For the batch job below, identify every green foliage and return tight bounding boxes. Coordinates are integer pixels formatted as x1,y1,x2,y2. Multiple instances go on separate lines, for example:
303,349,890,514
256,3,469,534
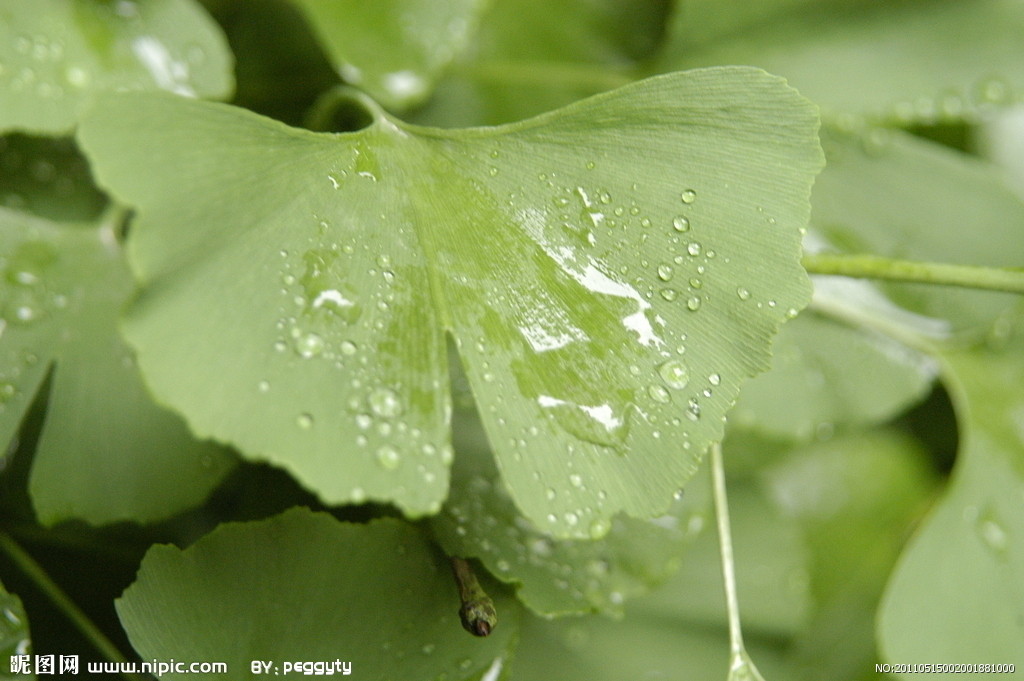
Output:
0,0,233,134
1,1,1023,680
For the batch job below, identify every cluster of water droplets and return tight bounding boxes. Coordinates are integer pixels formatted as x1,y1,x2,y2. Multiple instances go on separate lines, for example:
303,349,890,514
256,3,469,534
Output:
3,1,211,107
440,469,699,615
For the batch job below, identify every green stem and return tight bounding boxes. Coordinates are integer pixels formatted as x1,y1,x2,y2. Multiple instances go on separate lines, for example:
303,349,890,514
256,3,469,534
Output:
0,532,143,681
449,557,497,637
710,443,765,681
802,253,1024,295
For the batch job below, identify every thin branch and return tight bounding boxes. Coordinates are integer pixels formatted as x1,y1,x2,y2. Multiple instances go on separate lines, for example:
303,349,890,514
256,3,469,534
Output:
803,253,1024,295
0,532,143,681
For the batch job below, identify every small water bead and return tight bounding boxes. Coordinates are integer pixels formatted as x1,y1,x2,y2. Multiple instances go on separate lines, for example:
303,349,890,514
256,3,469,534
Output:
294,332,325,358
656,264,673,281
339,340,357,355
658,359,689,390
660,288,678,302
736,287,751,301
296,413,314,429
680,189,697,204
709,372,721,386
672,216,690,232
648,384,671,403
564,512,579,526
689,278,702,289
589,518,611,539
257,380,270,393
376,446,401,470
368,387,403,417
569,474,583,488
686,297,702,311
686,242,702,256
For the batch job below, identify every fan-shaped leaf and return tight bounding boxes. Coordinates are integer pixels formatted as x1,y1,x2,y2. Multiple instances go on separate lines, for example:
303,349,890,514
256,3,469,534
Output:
288,0,487,110
0,208,233,525
78,67,821,537
0,0,233,134
117,509,518,681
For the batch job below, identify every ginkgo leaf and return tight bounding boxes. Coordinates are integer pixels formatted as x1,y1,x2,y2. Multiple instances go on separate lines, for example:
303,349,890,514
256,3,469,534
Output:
288,0,487,110
118,509,518,681
0,207,234,525
432,398,710,616
729,312,936,441
412,0,667,127
879,324,1024,669
78,67,821,538
0,0,233,135
811,125,1024,333
659,0,1024,124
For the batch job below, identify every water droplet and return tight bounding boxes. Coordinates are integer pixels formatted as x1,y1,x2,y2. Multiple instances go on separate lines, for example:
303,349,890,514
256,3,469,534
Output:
709,372,721,386
680,189,697,204
257,380,270,393
657,264,673,281
588,518,611,539
569,474,583,488
339,340,357,355
294,332,325,359
564,512,579,526
672,216,690,232
686,297,702,311
736,287,751,301
539,396,632,450
297,413,314,429
686,242,702,256
376,445,401,470
647,384,671,403
659,360,689,390
976,508,1008,556
660,288,679,302
368,387,403,417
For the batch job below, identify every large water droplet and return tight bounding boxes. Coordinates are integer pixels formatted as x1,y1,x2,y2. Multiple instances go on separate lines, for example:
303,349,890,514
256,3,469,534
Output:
539,396,632,450
658,360,689,390
686,297,702,311
657,264,673,281
294,332,325,359
368,387,403,417
680,189,697,204
672,216,690,232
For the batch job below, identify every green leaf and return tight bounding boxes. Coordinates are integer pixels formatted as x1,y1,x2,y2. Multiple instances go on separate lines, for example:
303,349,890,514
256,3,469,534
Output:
507,484,806,681
878,327,1024,671
659,0,1024,124
0,208,234,525
0,0,234,135
77,67,821,537
432,399,709,616
288,0,488,110
730,312,936,441
0,579,31,675
812,125,1024,333
639,477,812,639
412,0,668,127
763,430,938,680
117,509,518,681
